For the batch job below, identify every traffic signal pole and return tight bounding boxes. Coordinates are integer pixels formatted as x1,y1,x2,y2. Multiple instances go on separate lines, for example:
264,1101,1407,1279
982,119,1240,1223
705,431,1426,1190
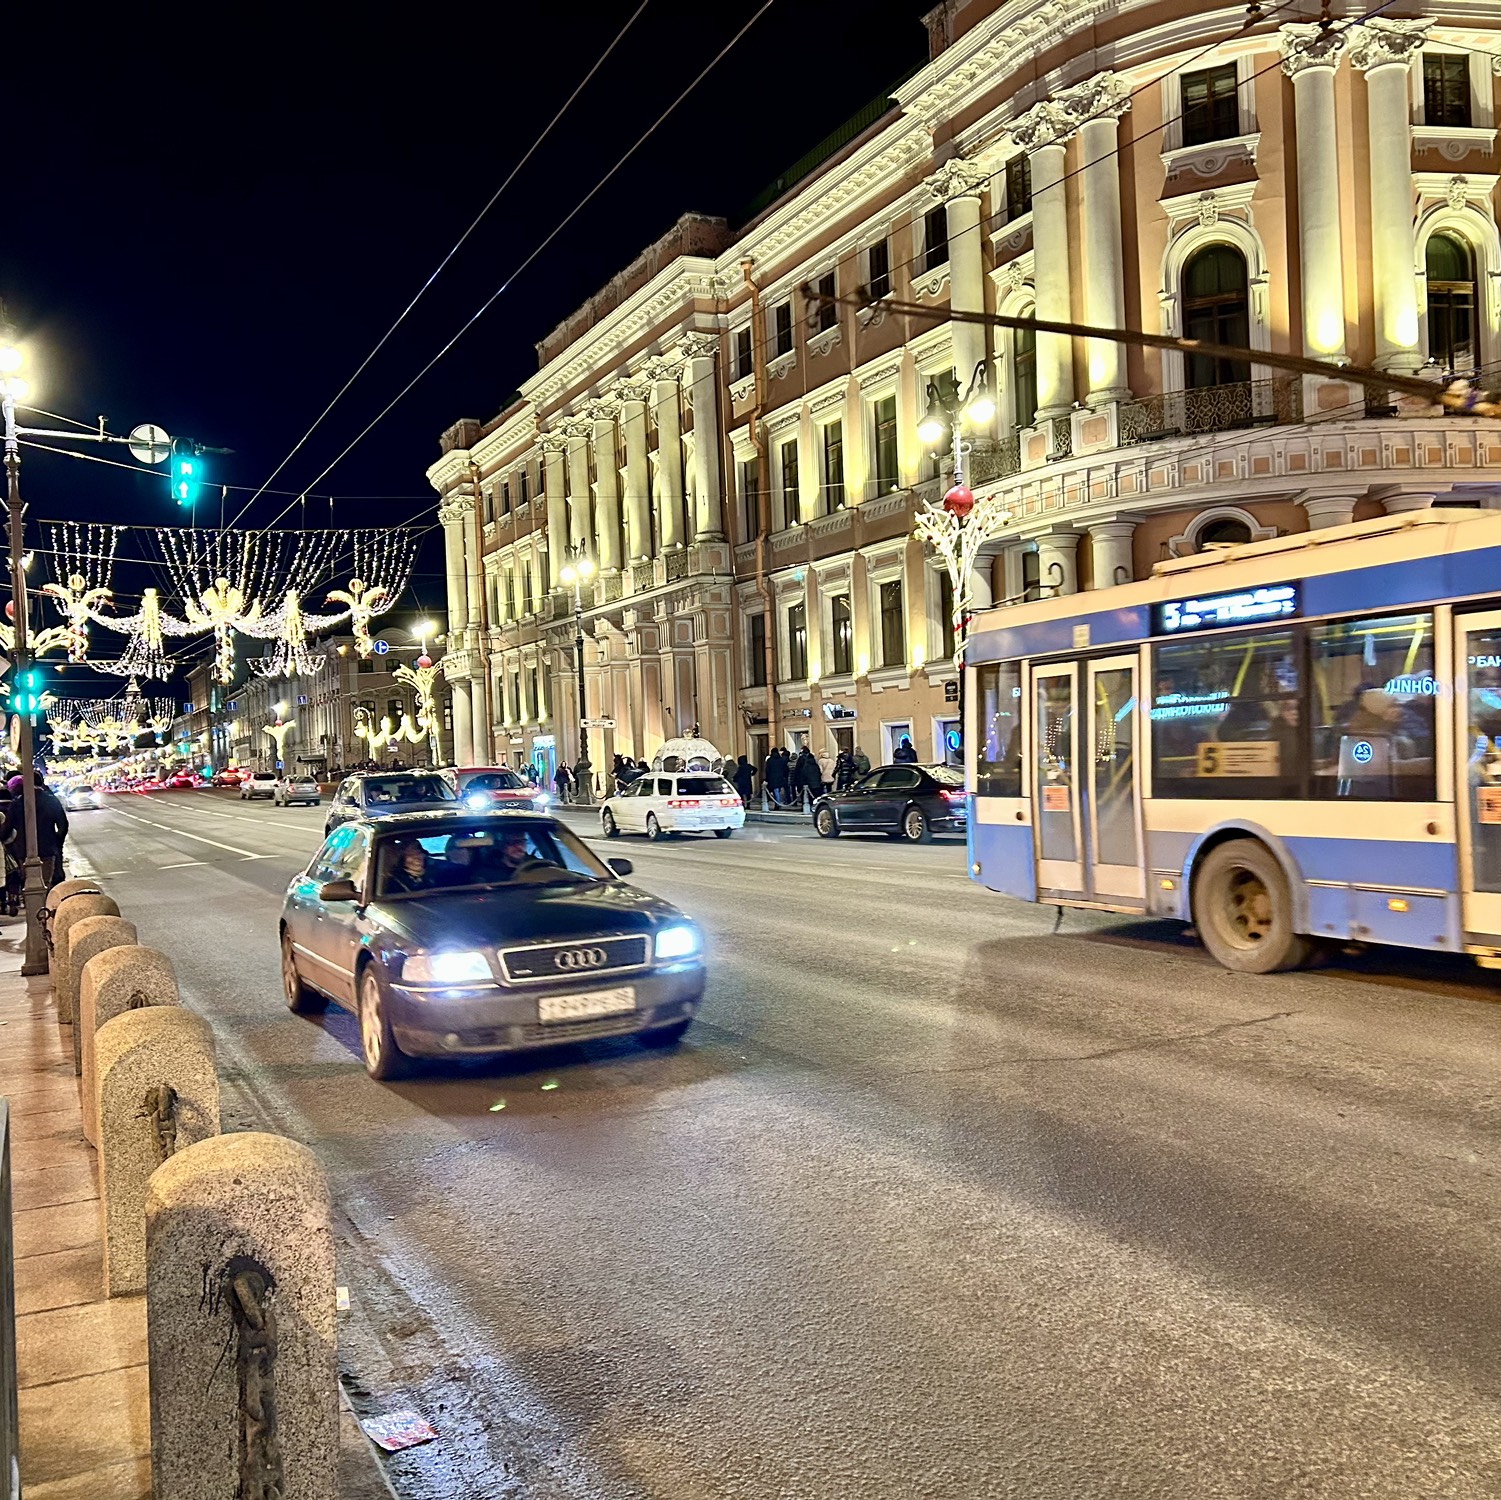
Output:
2,389,47,975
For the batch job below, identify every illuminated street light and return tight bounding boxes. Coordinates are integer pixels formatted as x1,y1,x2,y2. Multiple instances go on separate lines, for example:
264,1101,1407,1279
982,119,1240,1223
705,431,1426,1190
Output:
560,546,596,803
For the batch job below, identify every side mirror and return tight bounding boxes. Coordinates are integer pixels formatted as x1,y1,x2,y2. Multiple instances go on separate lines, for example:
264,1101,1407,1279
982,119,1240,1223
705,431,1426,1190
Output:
607,858,634,878
318,879,360,903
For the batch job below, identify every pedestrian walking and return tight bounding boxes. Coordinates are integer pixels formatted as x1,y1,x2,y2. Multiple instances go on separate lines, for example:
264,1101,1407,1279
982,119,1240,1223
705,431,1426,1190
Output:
764,748,787,807
834,748,857,790
732,754,755,803
553,761,572,804
794,747,822,807
2,774,70,892
893,736,919,764
816,747,836,795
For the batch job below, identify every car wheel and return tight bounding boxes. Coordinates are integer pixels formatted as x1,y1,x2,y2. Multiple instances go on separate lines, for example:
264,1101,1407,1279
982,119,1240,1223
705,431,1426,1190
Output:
1191,839,1311,974
713,827,732,839
640,1018,691,1048
280,932,325,1014
602,810,619,838
646,814,664,841
358,966,409,1080
814,806,840,839
902,807,932,844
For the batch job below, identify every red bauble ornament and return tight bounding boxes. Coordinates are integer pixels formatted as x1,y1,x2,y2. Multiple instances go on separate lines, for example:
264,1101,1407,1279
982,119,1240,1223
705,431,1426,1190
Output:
943,483,975,519
3,601,12,620
417,654,432,669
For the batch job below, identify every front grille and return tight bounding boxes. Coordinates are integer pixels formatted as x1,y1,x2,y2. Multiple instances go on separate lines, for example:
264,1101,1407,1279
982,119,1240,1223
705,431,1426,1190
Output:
497,934,649,984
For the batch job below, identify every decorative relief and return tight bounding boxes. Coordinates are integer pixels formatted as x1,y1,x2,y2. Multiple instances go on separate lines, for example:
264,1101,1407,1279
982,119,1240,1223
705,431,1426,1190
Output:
913,264,952,300
538,432,569,453
808,325,843,358
1349,17,1432,72
923,156,991,204
856,357,904,390
1448,174,1471,209
728,373,756,405
1197,193,1220,228
615,378,652,405
437,497,475,525
679,332,718,362
1160,134,1260,183
1412,126,1498,162
766,351,797,382
809,387,846,417
641,353,683,384
1278,22,1344,76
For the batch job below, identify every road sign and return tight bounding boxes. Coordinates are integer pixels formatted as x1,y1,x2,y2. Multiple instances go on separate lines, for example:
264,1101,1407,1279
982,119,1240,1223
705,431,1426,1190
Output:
372,639,389,656
296,694,308,706
581,717,616,729
127,424,172,465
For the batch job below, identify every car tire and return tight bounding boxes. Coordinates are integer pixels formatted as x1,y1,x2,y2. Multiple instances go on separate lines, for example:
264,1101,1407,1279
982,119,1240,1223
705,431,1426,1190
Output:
1191,838,1311,974
358,966,409,1080
640,1018,691,1048
814,806,840,839
646,814,664,841
602,810,620,838
902,807,932,844
280,932,325,1014
713,827,732,839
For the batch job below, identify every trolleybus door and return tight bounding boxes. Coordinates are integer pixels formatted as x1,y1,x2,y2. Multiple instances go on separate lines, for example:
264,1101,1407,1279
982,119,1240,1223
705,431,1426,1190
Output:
1086,657,1144,902
1457,612,1501,942
1032,663,1084,893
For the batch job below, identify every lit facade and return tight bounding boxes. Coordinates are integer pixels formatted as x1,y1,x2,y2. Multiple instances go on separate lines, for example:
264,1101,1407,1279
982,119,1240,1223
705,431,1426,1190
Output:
429,0,1501,776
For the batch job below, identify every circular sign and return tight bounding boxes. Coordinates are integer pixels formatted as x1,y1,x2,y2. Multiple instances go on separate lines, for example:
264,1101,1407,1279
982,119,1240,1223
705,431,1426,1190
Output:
372,639,389,656
127,424,172,466
1352,740,1374,765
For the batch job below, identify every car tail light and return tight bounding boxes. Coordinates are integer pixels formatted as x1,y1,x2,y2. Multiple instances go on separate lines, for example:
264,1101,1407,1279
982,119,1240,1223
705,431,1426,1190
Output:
940,789,966,803
667,798,704,809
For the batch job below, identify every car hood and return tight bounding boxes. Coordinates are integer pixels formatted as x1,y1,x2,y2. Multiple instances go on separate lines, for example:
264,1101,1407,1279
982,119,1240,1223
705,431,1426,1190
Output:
368,880,681,950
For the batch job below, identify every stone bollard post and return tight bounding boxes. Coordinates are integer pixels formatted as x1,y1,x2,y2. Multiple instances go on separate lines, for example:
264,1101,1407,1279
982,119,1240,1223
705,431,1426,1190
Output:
146,1133,337,1500
95,1008,218,1296
79,946,179,1148
44,879,103,951
63,917,137,1076
51,894,121,1021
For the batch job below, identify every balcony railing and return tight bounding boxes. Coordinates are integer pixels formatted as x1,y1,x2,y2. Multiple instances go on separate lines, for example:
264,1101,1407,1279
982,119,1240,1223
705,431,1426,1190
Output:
967,434,1021,485
665,549,689,584
632,559,656,592
1119,377,1303,444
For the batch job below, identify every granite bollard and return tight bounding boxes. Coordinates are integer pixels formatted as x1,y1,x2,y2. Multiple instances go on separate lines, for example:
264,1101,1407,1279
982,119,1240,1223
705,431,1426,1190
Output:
79,945,180,1147
51,893,121,1021
95,1007,218,1295
44,878,103,948
62,916,137,1075
146,1133,337,1500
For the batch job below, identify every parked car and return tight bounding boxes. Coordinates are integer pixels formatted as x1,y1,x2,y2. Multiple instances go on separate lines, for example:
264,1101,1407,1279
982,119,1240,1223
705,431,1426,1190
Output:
279,809,705,1077
274,774,322,807
812,764,968,843
62,783,101,812
600,772,745,841
212,769,247,788
239,771,279,801
451,766,549,812
323,770,456,834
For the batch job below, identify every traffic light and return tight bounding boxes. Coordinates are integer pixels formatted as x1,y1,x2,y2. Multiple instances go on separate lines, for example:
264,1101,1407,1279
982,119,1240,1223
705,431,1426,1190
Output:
170,439,203,507
11,666,43,715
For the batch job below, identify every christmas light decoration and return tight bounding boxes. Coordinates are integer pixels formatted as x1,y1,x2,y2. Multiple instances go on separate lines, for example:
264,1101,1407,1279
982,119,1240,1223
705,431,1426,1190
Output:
40,573,113,662
912,489,1014,670
324,578,391,658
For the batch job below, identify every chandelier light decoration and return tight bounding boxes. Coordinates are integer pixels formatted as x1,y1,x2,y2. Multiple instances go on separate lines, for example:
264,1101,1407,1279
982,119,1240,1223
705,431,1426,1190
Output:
39,523,120,664
247,591,327,679
41,574,113,662
93,588,174,679
912,485,1014,670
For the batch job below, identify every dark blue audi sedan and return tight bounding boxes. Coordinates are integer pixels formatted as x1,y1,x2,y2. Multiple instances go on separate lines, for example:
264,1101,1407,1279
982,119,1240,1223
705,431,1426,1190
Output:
279,809,705,1078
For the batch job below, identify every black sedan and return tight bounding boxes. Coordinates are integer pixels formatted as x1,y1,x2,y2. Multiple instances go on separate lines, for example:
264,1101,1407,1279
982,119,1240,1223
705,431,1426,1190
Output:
812,763,968,843
279,809,706,1078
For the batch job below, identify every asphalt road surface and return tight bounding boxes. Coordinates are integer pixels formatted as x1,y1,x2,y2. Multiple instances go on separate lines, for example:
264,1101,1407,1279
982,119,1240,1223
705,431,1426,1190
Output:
69,790,1501,1499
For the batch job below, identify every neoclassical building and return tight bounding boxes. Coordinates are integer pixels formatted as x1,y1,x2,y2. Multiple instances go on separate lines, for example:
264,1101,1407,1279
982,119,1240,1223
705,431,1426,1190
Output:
429,0,1501,780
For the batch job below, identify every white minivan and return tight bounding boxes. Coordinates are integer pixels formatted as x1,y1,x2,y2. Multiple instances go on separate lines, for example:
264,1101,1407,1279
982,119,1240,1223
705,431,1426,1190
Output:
601,773,745,841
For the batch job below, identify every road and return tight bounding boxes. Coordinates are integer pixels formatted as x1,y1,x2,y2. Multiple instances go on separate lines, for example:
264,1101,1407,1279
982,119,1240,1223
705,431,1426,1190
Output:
68,790,1501,1499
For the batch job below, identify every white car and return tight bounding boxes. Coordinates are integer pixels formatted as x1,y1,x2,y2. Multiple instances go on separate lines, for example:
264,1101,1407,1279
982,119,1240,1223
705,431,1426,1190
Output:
601,773,745,841
274,774,322,807
62,784,101,812
239,771,279,801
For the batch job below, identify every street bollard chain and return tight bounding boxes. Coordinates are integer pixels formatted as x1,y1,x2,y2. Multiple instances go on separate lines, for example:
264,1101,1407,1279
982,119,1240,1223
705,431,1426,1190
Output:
139,1083,178,1166
223,1260,283,1500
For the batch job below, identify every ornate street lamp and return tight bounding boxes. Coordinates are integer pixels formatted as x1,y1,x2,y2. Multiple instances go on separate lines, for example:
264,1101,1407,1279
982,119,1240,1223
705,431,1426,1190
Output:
558,546,596,804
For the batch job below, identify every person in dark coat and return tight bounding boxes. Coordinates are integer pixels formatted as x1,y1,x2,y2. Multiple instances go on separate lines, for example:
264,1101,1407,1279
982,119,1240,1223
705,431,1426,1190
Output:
2,774,70,890
732,755,755,803
552,762,572,803
834,749,857,791
794,748,822,803
892,736,919,764
763,749,787,806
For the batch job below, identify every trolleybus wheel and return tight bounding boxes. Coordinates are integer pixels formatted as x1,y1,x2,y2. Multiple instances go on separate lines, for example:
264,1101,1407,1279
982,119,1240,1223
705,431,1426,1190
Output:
1191,839,1311,974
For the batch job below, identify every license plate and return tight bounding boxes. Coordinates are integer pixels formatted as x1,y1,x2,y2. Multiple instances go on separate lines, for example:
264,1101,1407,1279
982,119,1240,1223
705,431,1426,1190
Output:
537,986,636,1023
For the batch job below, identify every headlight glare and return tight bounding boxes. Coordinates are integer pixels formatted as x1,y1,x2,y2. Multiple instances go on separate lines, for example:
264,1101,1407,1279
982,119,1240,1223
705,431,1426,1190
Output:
403,949,491,984
654,924,701,961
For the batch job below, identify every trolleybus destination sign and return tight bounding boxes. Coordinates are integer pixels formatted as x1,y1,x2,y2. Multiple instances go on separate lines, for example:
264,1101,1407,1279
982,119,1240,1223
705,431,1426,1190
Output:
1152,583,1300,636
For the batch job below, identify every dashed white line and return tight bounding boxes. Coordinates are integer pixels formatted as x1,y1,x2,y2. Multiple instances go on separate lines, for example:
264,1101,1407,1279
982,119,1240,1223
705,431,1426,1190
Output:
105,807,267,860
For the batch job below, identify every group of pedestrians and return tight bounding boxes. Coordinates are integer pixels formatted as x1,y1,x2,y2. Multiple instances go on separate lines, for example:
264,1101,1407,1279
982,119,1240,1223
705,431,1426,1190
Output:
752,744,873,808
0,774,70,915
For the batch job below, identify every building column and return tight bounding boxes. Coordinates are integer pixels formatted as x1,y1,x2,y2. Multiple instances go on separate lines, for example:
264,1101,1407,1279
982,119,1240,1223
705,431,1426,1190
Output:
1281,27,1348,362
1011,100,1076,419
618,382,652,560
1301,493,1363,529
1088,521,1136,589
438,497,473,633
565,425,592,552
1075,75,1132,405
649,362,686,550
1382,491,1441,513
927,160,991,408
541,436,569,588
448,677,472,766
1036,531,1080,597
590,405,623,574
1352,19,1430,372
682,335,725,541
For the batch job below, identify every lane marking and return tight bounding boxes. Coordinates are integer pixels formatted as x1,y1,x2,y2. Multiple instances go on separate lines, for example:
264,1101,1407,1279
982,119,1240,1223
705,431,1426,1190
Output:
160,861,206,870
106,807,265,859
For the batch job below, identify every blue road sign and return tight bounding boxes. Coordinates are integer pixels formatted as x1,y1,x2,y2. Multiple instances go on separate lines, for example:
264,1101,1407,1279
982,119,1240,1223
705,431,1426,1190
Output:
372,639,389,656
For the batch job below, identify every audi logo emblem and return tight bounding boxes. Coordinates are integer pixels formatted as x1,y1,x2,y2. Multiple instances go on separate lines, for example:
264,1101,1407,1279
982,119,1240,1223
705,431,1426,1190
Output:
555,947,609,971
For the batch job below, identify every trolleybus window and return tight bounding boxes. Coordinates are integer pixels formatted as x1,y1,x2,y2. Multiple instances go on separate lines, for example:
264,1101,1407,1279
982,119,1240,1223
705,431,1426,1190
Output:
976,662,1023,795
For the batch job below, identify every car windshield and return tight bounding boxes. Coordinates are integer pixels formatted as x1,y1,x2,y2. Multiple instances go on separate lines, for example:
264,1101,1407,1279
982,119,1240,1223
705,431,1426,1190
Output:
925,765,966,787
678,777,733,795
363,776,455,806
373,820,611,899
464,772,526,792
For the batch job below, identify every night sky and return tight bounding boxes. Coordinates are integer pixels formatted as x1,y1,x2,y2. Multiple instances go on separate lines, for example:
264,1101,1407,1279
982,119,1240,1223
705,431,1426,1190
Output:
0,0,931,702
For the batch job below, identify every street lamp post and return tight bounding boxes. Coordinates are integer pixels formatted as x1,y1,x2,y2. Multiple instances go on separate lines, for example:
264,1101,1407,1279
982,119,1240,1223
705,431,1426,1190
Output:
0,343,47,973
558,546,595,805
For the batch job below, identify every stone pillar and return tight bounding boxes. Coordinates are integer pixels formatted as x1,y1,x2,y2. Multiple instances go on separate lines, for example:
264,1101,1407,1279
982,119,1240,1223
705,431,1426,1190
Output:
541,435,569,589
590,406,623,573
1301,493,1362,529
1076,76,1132,405
79,944,178,1148
927,160,992,408
1088,521,1137,590
449,676,473,766
1011,100,1076,418
683,336,725,540
1383,491,1441,513
1281,27,1349,361
619,382,652,560
565,425,592,552
438,497,472,634
649,360,686,550
146,1133,338,1500
96,1007,218,1296
51,892,121,1021
1036,532,1080,597
1352,19,1430,372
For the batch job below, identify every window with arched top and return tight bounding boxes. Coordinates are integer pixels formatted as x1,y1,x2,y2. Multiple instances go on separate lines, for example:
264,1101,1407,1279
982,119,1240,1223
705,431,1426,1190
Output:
1196,517,1253,549
1426,231,1477,374
1182,245,1251,390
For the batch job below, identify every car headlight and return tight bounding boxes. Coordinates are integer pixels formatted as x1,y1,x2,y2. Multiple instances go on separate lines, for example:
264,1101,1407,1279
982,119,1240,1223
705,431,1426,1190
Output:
463,792,491,810
535,791,551,806
402,950,492,985
654,924,701,961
